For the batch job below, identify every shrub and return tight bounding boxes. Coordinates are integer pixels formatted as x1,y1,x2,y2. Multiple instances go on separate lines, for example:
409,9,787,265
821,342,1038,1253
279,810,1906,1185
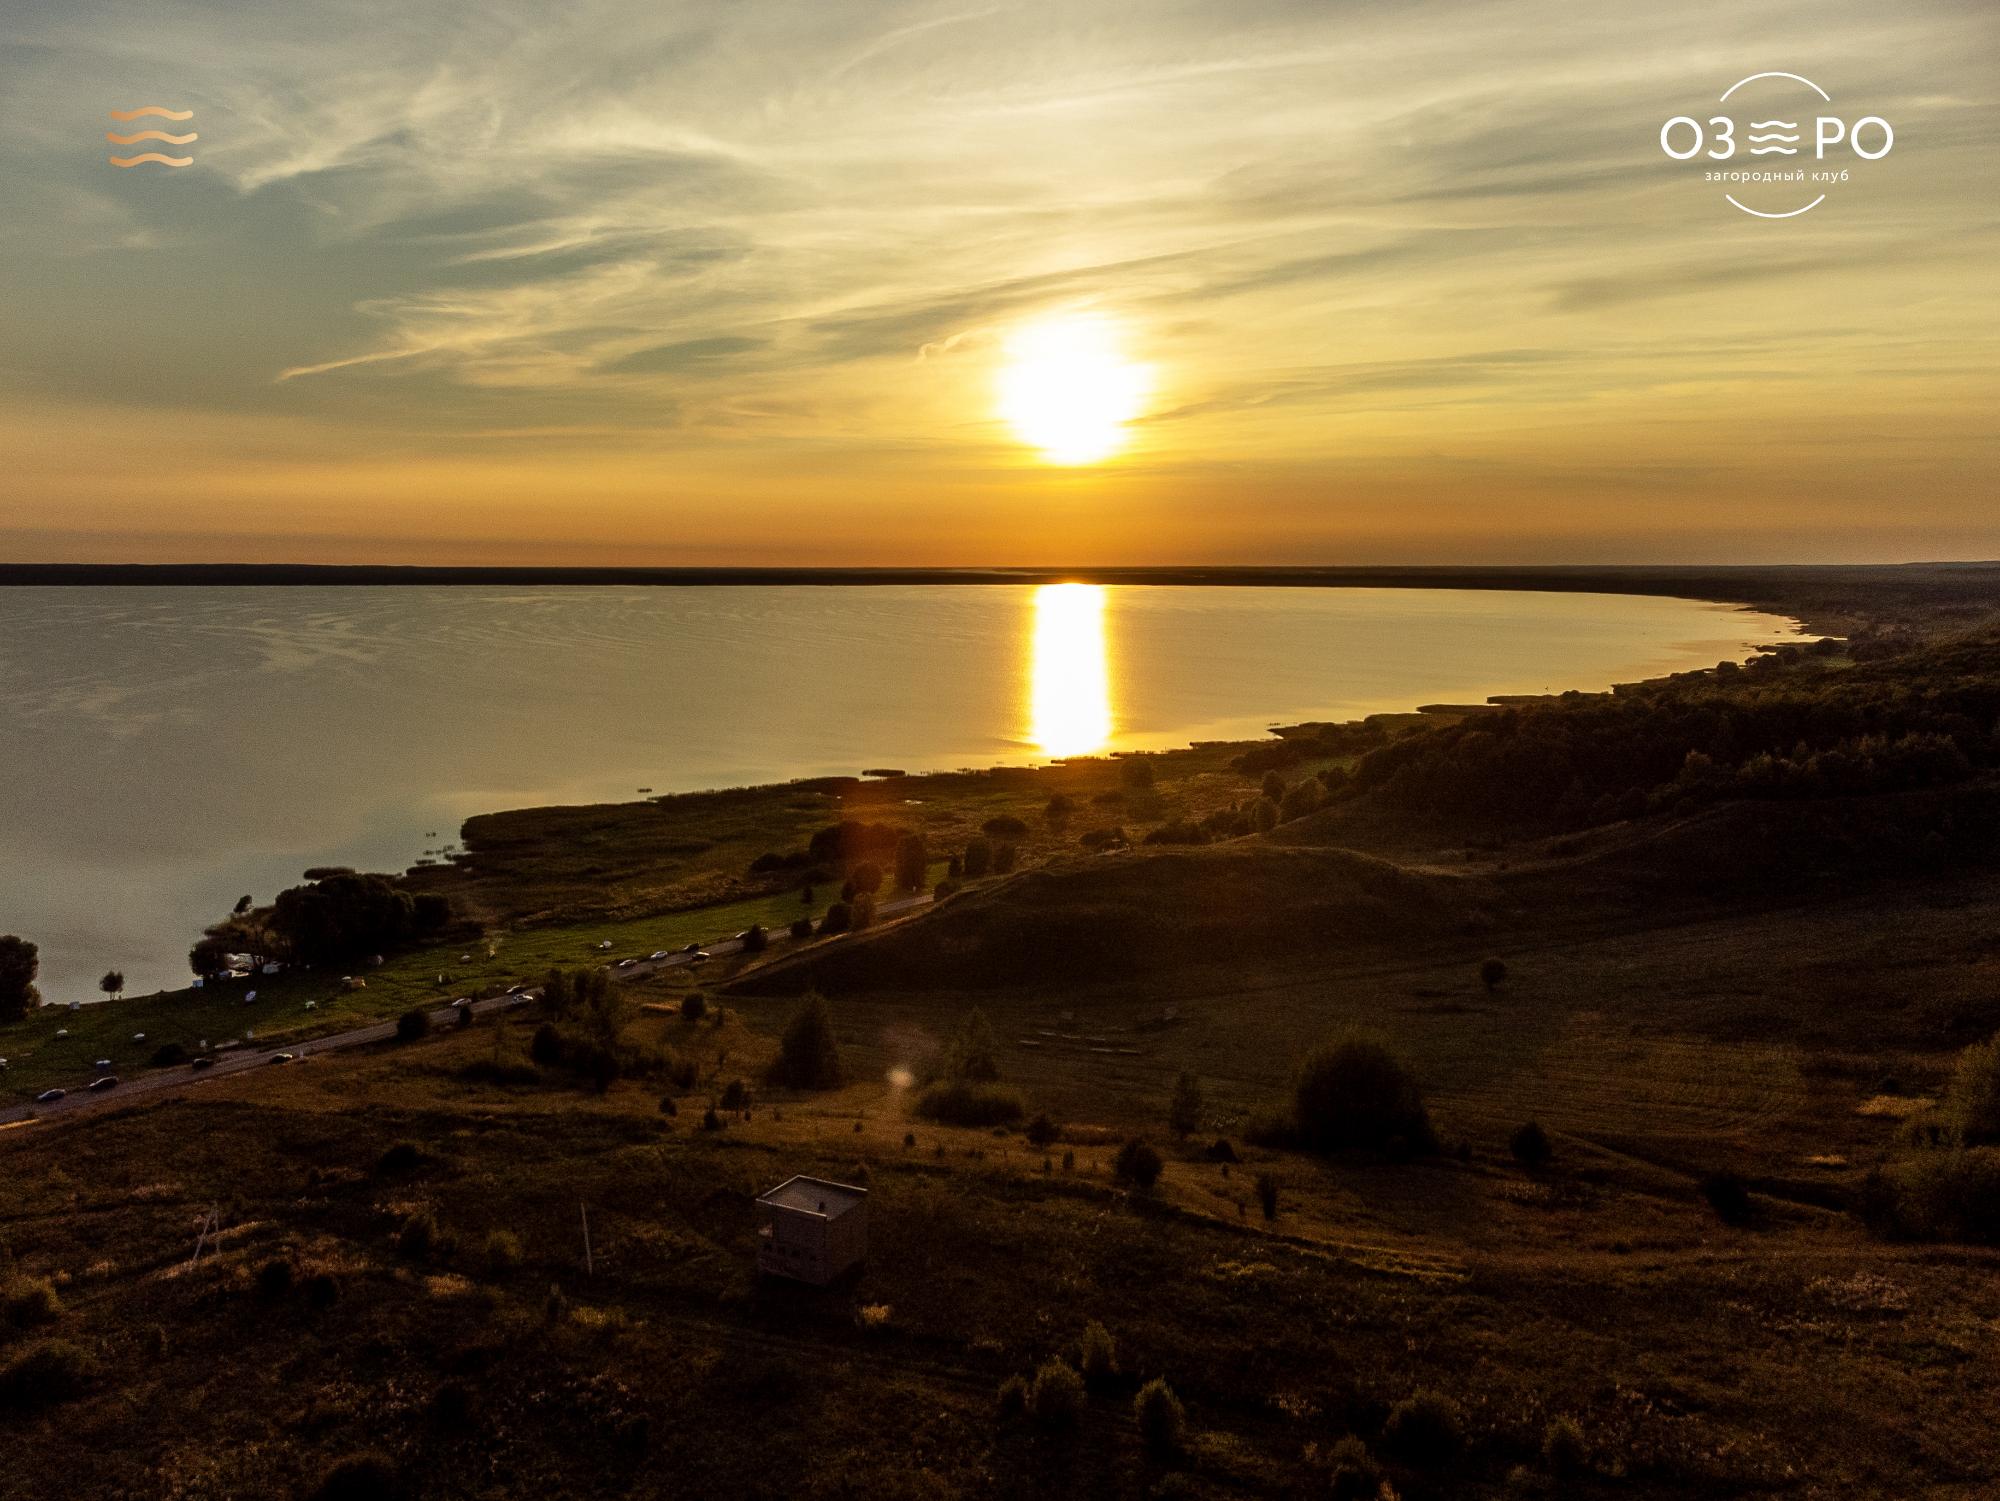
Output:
1204,1137,1239,1163
720,1079,749,1111
850,862,884,896
1326,1435,1383,1500
310,1450,404,1501
915,1080,1024,1127
1510,1120,1553,1169
1700,1170,1753,1226
1862,1148,2000,1243
1289,1033,1434,1155
739,924,768,954
1255,1173,1279,1220
983,814,1030,839
1078,1321,1118,1386
395,1006,431,1042
255,1258,294,1300
304,1274,339,1311
895,832,929,890
483,1229,523,1278
397,1209,441,1261
0,1339,90,1411
962,837,993,878
702,1106,723,1131
997,1374,1029,1420
150,1041,188,1068
1113,1139,1163,1190
766,993,843,1090
1945,1031,2000,1145
3,1276,62,1329
432,1380,472,1429
1542,1415,1588,1477
992,842,1019,874
530,1023,564,1064
1134,1378,1186,1459
658,1094,678,1116
375,1140,425,1176
1029,1359,1086,1430
1381,1388,1464,1466
1167,1072,1203,1139
819,901,852,935
1480,957,1508,990
1025,1113,1058,1148
790,916,813,940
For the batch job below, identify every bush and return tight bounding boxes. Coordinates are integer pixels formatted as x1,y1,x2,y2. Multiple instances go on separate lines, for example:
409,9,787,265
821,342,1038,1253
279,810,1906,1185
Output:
1542,1415,1588,1477
432,1379,472,1429
1204,1137,1238,1163
304,1274,339,1311
1286,1033,1434,1155
375,1140,425,1176
680,991,707,1022
255,1258,294,1300
1510,1120,1553,1169
397,1209,441,1261
1168,1072,1203,1139
915,1079,1025,1127
1029,1359,1086,1430
819,901,852,935
1480,956,1508,990
1381,1388,1464,1466
766,993,843,1091
720,1079,749,1111
1945,1031,2000,1145
1862,1148,2000,1243
1113,1139,1163,1190
483,1229,523,1278
1700,1170,1753,1226
1025,1113,1058,1148
1326,1435,1383,1500
702,1106,723,1131
962,838,993,878
0,1339,90,1411
739,924,768,954
395,1007,431,1042
1134,1378,1186,1458
1078,1320,1118,1386
997,1374,1029,1420
3,1276,62,1330
310,1450,404,1501
895,832,929,890
982,814,1030,839
150,1041,189,1068
1255,1173,1279,1220
790,916,813,940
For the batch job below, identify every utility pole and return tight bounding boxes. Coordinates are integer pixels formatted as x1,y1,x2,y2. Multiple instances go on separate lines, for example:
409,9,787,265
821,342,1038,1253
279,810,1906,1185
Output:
580,1201,593,1277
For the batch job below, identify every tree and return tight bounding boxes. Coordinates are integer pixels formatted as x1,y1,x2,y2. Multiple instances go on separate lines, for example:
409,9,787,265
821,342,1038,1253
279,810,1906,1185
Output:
1134,1379,1186,1459
992,842,1018,874
1480,957,1508,990
1113,1138,1163,1190
945,1008,1001,1082
1260,770,1287,802
1291,1033,1434,1154
188,935,231,978
99,971,125,1003
233,895,253,916
850,862,884,897
1510,1120,1553,1169
962,837,993,878
766,992,843,1090
1119,755,1156,790
1945,1030,2000,1145
1168,1072,1203,1139
894,832,928,891
0,937,39,1024
395,1007,430,1042
1251,796,1280,834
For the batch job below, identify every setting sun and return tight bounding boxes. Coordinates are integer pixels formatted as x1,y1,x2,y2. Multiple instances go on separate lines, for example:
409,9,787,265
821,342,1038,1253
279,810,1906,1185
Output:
996,314,1150,465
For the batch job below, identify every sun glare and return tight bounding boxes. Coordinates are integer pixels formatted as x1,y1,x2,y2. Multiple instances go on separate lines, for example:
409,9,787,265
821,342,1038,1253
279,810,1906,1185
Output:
1029,583,1112,757
997,315,1149,465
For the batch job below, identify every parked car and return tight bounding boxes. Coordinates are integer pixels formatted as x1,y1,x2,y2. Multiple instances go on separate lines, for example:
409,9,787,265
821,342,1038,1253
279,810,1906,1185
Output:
35,1088,65,1103
94,1058,112,1069
87,1076,119,1092
649,951,670,961
190,1057,215,1071
616,958,637,969
682,942,703,955
687,950,711,965
268,1053,295,1065
595,940,614,951
450,997,472,1009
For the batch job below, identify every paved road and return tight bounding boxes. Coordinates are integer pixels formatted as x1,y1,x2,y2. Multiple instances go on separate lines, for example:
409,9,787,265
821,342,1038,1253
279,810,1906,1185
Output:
0,889,934,1130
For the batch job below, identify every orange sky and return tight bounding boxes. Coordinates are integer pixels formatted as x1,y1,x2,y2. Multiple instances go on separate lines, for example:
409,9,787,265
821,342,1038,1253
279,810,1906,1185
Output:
2,0,1995,563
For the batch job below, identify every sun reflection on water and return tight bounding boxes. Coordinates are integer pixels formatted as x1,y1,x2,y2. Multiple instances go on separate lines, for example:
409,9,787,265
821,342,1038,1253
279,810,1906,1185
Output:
1029,583,1112,757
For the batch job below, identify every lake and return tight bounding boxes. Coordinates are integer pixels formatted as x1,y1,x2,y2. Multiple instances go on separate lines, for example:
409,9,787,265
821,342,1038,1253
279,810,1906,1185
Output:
0,584,1810,1001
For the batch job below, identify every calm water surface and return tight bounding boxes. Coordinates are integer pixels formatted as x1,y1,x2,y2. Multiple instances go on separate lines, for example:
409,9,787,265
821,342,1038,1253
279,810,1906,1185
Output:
0,585,1808,999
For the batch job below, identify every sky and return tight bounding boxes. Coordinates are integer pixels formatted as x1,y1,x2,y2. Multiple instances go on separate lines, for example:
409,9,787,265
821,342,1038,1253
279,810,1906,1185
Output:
0,0,1995,565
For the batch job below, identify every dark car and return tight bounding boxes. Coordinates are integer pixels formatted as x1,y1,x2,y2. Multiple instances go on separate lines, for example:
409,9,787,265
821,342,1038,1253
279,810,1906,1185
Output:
87,1075,119,1092
190,1056,216,1071
268,1052,295,1065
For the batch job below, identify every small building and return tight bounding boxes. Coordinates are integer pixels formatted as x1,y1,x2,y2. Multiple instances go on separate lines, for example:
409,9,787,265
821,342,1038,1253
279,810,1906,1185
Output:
755,1176,868,1286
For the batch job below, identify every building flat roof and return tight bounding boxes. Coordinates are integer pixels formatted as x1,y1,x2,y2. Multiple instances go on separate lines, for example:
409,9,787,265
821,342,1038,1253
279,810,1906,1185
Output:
757,1175,867,1218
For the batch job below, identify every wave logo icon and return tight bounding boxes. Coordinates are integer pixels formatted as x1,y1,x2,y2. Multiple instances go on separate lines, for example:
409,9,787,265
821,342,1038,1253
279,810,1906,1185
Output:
1745,122,1801,157
108,107,196,168
1659,72,1894,220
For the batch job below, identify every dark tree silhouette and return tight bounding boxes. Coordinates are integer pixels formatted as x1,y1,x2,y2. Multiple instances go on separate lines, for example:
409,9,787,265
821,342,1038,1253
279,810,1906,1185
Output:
0,936,39,1024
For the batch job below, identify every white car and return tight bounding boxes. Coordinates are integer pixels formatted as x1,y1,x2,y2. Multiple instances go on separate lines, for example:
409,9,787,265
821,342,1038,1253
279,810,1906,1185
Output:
132,1032,147,1043
54,1028,68,1039
595,940,614,951
616,958,636,969
36,1088,65,1103
649,951,670,961
450,997,472,1009
94,1058,112,1069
